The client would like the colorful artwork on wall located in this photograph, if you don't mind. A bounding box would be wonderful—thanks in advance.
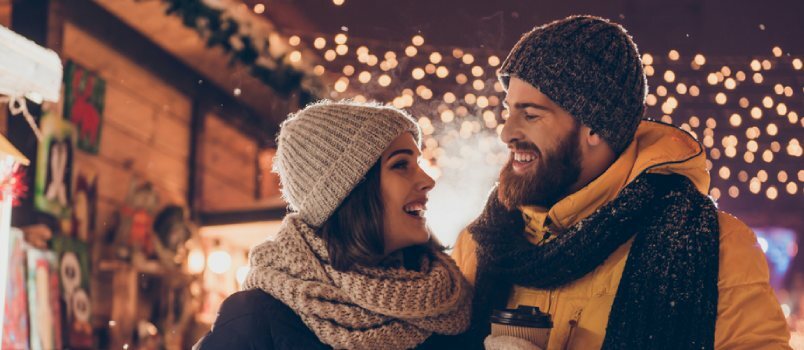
[63,60,105,154]
[51,236,93,348]
[33,112,75,219]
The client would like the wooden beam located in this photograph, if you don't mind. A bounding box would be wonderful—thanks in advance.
[198,207,287,226]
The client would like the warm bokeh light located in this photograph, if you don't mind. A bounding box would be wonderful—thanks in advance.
[668,50,680,60]
[288,50,302,62]
[488,55,501,66]
[715,92,728,105]
[187,249,205,274]
[378,74,391,87]
[310,38,325,51]
[208,250,232,274]
[664,70,675,83]
[357,71,371,84]
[335,44,348,55]
[729,113,742,127]
[405,45,417,57]
[436,66,449,78]
[334,33,347,45]
[430,52,442,64]
[411,67,425,80]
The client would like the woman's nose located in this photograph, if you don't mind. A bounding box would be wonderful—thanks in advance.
[417,166,436,192]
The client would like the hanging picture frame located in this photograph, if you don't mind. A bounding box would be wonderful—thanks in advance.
[51,236,93,348]
[33,111,75,219]
[63,60,104,154]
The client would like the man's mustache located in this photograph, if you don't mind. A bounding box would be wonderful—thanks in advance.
[508,141,541,156]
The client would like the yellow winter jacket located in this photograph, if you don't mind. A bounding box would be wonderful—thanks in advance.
[452,120,791,350]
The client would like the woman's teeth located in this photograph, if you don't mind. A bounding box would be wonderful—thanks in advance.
[403,203,426,217]
[513,152,536,163]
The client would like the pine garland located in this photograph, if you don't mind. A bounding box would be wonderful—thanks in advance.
[164,0,318,100]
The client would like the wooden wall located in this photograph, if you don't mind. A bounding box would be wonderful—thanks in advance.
[63,22,193,235]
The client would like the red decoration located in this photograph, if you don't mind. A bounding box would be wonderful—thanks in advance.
[0,164,28,206]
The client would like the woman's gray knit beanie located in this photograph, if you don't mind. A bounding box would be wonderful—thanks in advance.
[273,100,421,227]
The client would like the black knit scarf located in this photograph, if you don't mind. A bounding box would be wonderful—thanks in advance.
[466,173,720,349]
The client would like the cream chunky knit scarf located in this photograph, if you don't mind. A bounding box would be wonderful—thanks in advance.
[242,214,472,350]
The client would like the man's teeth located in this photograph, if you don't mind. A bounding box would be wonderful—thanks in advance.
[513,152,536,163]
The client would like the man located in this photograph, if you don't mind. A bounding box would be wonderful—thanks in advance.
[452,15,790,349]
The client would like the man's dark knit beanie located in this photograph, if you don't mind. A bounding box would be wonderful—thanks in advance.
[498,15,648,154]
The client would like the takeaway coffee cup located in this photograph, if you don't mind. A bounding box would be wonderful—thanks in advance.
[490,305,553,349]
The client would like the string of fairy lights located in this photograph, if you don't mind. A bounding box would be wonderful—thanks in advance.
[268,12,802,204]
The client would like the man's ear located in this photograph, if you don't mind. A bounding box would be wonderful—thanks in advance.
[583,126,604,147]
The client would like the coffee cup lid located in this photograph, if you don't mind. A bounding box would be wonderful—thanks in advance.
[490,305,553,328]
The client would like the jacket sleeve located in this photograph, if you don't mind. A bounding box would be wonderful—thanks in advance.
[195,327,252,350]
[195,290,270,350]
[451,229,479,285]
[714,212,791,350]
[195,289,331,350]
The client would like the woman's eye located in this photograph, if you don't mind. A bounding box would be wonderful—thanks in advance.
[392,160,409,170]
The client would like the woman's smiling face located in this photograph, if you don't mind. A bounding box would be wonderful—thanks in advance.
[379,133,436,254]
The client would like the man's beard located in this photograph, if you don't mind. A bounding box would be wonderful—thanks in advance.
[498,126,582,210]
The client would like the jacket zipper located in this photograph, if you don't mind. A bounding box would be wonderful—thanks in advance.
[562,307,584,350]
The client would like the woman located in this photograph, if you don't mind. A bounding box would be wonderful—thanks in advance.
[196,100,472,350]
